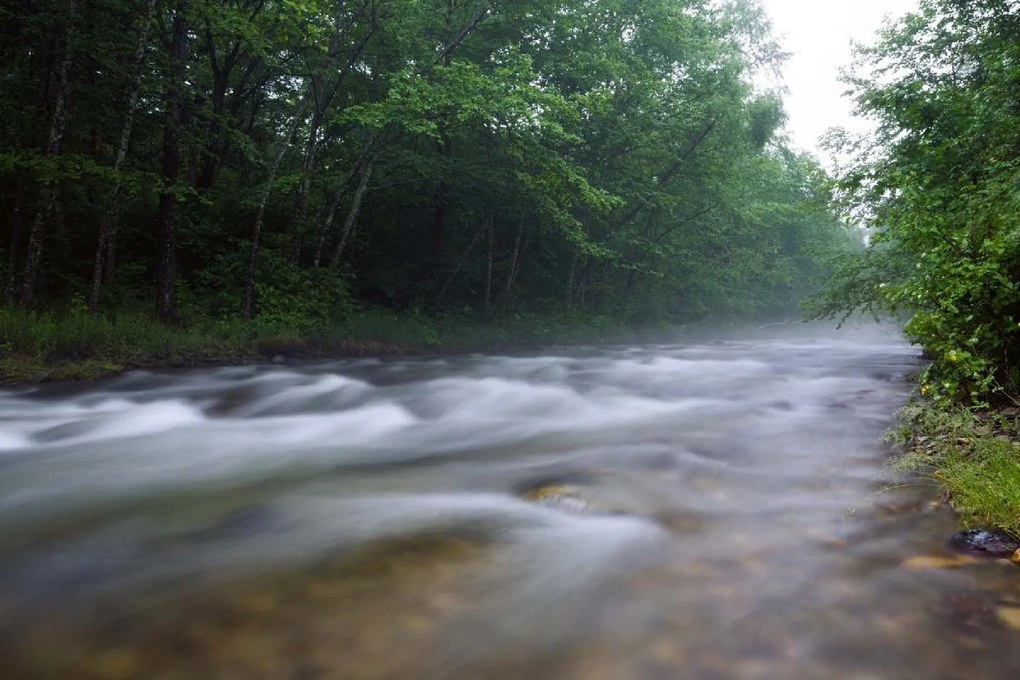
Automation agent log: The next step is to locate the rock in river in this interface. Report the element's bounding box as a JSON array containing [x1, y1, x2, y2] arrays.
[[947, 528, 1020, 558]]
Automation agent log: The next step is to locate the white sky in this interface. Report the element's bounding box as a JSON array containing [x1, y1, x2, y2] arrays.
[[758, 0, 918, 161]]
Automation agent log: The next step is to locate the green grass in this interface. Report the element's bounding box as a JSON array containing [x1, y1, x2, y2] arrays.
[[0, 307, 253, 382], [894, 401, 1020, 537], [0, 306, 681, 384], [937, 440, 1020, 533]]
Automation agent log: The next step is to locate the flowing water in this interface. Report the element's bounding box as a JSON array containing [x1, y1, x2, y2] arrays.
[[2, 325, 1019, 679]]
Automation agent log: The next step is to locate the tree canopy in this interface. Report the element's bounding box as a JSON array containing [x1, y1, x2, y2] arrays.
[[1, 0, 852, 333], [808, 0, 1020, 404]]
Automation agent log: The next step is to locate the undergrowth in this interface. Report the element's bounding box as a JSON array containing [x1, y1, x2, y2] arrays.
[[0, 306, 668, 383], [891, 400, 1020, 538]]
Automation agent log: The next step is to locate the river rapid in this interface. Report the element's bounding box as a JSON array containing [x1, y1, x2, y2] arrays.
[[2, 325, 1020, 679]]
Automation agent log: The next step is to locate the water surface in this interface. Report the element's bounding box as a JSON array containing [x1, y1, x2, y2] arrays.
[[2, 325, 1019, 679]]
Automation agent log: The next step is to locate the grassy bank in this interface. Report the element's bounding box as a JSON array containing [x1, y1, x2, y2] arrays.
[[892, 401, 1020, 538], [0, 306, 673, 384]]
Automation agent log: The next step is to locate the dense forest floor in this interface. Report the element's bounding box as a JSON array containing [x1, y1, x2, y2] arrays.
[[893, 401, 1020, 544], [0, 306, 683, 384]]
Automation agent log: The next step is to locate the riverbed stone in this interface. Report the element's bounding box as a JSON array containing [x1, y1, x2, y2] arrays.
[[996, 607, 1020, 630], [901, 554, 979, 570], [88, 647, 142, 680], [947, 528, 1020, 557], [521, 484, 592, 512]]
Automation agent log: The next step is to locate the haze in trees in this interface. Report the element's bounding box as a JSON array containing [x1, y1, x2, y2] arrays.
[[1, 0, 854, 337]]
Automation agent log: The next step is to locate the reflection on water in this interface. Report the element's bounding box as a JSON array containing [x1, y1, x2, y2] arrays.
[[2, 324, 1019, 679]]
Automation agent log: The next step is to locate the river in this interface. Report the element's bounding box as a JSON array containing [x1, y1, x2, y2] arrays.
[[2, 324, 1019, 679]]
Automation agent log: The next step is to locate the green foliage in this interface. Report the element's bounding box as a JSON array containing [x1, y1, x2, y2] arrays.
[[812, 0, 1020, 405], [0, 304, 667, 383], [252, 261, 354, 334], [892, 401, 1020, 536], [0, 306, 243, 375], [1, 0, 849, 339], [937, 439, 1020, 533]]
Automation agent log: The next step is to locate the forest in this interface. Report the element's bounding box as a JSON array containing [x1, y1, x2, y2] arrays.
[[809, 0, 1020, 406], [0, 0, 853, 370]]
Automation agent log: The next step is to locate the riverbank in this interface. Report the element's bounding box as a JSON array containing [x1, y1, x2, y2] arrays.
[[0, 306, 679, 385], [893, 400, 1020, 544]]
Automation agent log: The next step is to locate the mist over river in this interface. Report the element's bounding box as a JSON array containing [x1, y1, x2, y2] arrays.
[[2, 324, 1020, 679]]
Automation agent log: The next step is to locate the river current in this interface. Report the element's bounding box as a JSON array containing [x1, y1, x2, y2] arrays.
[[2, 324, 1019, 679]]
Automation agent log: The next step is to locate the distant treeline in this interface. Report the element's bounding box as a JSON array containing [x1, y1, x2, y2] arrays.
[[1, 0, 854, 331]]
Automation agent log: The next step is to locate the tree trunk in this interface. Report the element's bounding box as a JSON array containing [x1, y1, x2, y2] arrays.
[[500, 215, 524, 310], [329, 155, 375, 269], [88, 0, 156, 313], [312, 154, 373, 268], [313, 186, 348, 268], [430, 131, 452, 255], [154, 0, 189, 324], [288, 0, 377, 264], [435, 221, 484, 310], [483, 215, 494, 315], [242, 90, 311, 319], [20, 2, 75, 308], [565, 253, 577, 311], [195, 30, 248, 190], [576, 256, 592, 311], [288, 85, 324, 263], [4, 187, 24, 304], [430, 180, 448, 255]]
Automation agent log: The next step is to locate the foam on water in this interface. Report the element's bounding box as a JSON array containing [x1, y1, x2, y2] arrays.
[[0, 429, 28, 451], [43, 400, 207, 445], [0, 324, 921, 590]]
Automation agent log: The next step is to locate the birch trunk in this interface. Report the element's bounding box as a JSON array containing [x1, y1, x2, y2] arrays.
[[483, 215, 494, 315], [4, 187, 24, 304], [88, 0, 156, 313], [329, 155, 375, 269], [20, 1, 75, 308], [154, 0, 189, 324], [435, 222, 484, 310], [242, 91, 312, 319], [500, 216, 524, 310]]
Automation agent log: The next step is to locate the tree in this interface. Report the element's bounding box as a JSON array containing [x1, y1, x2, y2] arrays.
[[153, 0, 190, 324], [0, 0, 849, 335], [813, 0, 1020, 403]]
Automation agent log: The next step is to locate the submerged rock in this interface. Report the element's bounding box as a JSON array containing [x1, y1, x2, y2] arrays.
[[998, 607, 1020, 630], [901, 554, 979, 570], [189, 504, 283, 543], [521, 484, 593, 512], [947, 528, 1020, 558]]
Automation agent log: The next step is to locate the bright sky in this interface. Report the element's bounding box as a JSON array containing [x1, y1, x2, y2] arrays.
[[758, 0, 918, 161]]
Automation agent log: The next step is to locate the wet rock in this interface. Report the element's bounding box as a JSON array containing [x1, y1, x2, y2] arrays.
[[997, 607, 1020, 630], [190, 504, 283, 543], [88, 646, 142, 680], [654, 509, 708, 534], [901, 554, 978, 570], [947, 528, 1020, 558], [512, 473, 594, 497], [521, 484, 592, 512]]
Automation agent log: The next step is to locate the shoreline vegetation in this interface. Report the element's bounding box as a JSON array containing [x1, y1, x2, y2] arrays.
[[0, 306, 699, 385], [893, 401, 1020, 549]]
